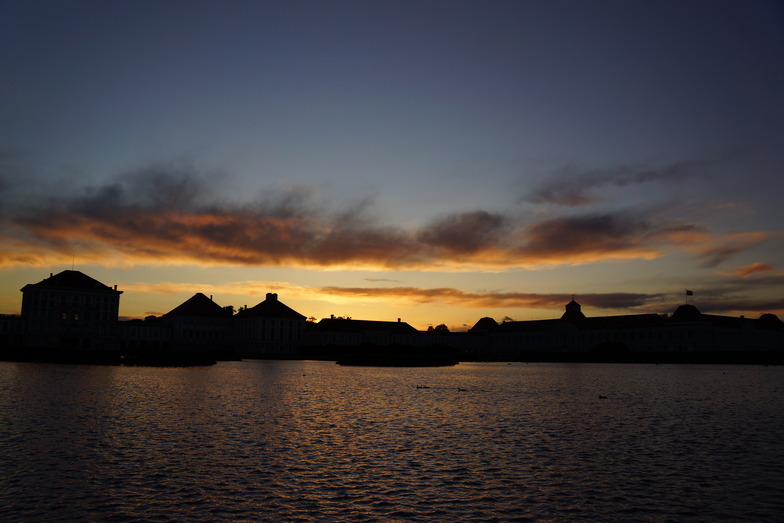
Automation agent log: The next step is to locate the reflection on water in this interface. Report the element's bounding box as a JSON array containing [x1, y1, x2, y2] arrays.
[[1, 361, 783, 521]]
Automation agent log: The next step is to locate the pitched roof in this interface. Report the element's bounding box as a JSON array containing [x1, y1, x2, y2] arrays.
[[758, 313, 784, 330], [670, 304, 702, 322], [21, 270, 121, 294], [235, 293, 305, 320], [469, 317, 499, 332], [164, 293, 231, 317]]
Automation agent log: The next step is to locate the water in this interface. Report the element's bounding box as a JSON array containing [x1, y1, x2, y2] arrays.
[[1, 360, 783, 521]]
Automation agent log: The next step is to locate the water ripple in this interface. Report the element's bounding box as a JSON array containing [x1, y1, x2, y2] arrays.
[[1, 361, 783, 521]]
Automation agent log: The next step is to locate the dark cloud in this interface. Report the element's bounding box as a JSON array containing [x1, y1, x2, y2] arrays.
[[319, 281, 784, 317], [417, 210, 509, 254], [677, 298, 784, 317], [697, 246, 747, 268], [576, 293, 665, 309], [692, 233, 770, 268], [632, 271, 784, 317], [522, 160, 706, 207], [316, 285, 665, 311], [0, 149, 31, 214], [520, 212, 656, 261], [6, 169, 424, 267], [0, 164, 766, 270]]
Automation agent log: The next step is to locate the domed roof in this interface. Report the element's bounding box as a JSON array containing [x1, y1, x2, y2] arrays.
[[758, 313, 783, 330], [671, 304, 702, 322]]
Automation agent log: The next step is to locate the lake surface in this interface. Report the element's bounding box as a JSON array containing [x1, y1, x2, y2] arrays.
[[1, 360, 783, 521]]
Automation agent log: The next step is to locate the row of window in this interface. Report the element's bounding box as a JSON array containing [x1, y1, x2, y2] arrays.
[[26, 292, 118, 307], [500, 329, 710, 343], [26, 303, 117, 313], [0, 320, 22, 333], [23, 324, 116, 335], [25, 310, 116, 322]]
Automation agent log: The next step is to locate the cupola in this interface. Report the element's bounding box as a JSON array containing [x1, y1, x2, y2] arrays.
[[561, 297, 586, 323]]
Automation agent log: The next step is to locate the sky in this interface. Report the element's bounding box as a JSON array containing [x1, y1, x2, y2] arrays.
[[1, 0, 783, 330]]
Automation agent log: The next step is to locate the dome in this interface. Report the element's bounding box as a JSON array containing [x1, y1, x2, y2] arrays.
[[671, 304, 702, 322], [758, 313, 783, 330]]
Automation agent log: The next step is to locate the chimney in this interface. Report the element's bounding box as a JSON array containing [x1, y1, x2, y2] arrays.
[[210, 295, 213, 301], [398, 318, 401, 323], [114, 285, 117, 291], [266, 292, 278, 301], [50, 273, 53, 278], [331, 314, 335, 319]]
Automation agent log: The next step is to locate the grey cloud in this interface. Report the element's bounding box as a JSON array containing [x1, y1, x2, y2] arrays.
[[522, 160, 707, 207], [695, 234, 770, 268], [317, 285, 667, 311], [417, 210, 509, 254], [1, 163, 754, 270], [521, 212, 652, 258], [576, 293, 666, 309]]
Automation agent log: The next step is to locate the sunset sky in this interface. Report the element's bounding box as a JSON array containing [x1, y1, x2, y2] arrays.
[[2, 0, 783, 330]]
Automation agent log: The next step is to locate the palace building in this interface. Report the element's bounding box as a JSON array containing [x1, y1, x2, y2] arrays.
[[2, 270, 783, 361], [19, 270, 122, 350]]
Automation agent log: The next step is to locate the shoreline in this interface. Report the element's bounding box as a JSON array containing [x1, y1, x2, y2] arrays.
[[2, 347, 783, 367]]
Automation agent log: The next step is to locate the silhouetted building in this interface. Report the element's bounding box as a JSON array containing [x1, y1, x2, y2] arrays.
[[305, 317, 419, 347], [120, 315, 171, 353], [469, 317, 501, 333], [0, 314, 23, 350], [3, 270, 783, 361], [234, 293, 306, 356], [19, 270, 122, 350], [478, 298, 784, 356], [163, 293, 233, 352], [561, 298, 587, 323]]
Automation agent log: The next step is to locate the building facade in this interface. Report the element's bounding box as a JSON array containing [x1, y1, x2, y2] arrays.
[[304, 317, 420, 348], [3, 271, 783, 360], [234, 293, 307, 356], [470, 300, 784, 357], [19, 270, 123, 350], [163, 293, 234, 353]]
